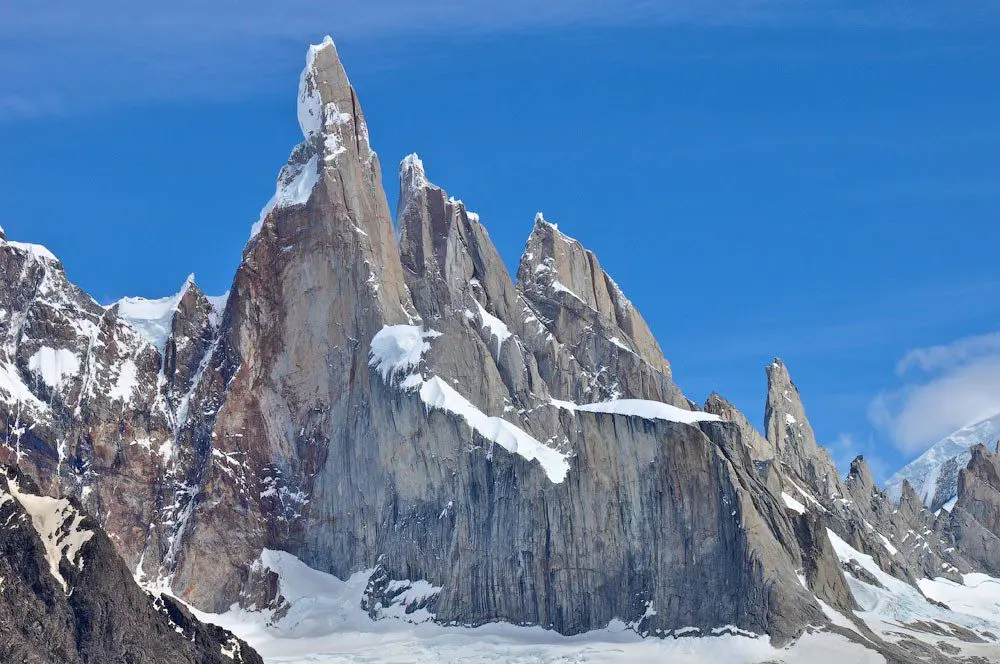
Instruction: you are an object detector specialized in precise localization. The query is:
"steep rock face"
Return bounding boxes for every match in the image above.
[163,278,222,403]
[396,155,554,413]
[712,361,972,591]
[957,444,1000,535]
[167,36,419,609]
[517,216,687,408]
[791,513,857,614]
[764,359,841,498]
[705,392,774,461]
[0,466,261,664]
[0,235,175,567]
[387,155,821,642]
[138,39,831,643]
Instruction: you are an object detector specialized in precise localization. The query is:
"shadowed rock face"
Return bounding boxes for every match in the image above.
[0,466,261,664]
[3,35,1000,662]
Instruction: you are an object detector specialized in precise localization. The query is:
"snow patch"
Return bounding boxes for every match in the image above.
[297,37,335,139]
[114,277,193,355]
[0,362,49,412]
[781,492,807,514]
[377,579,441,624]
[552,398,721,425]
[421,376,569,483]
[875,532,898,556]
[472,299,511,356]
[369,324,569,483]
[918,573,1000,623]
[2,473,94,592]
[368,324,440,384]
[551,278,584,302]
[828,528,1000,652]
[27,347,81,389]
[184,549,887,664]
[3,239,58,263]
[110,360,139,404]
[608,336,634,354]
[252,153,321,240]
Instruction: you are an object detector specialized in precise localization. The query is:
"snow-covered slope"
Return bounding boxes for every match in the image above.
[188,549,883,664]
[113,274,227,355]
[886,412,1000,511]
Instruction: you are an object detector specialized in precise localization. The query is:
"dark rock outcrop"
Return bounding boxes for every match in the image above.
[0,466,261,664]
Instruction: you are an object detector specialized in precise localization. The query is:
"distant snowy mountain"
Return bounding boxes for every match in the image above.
[887,412,1000,511]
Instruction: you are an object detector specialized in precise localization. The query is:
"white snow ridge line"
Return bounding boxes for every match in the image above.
[420,376,570,484]
[551,398,721,425]
[368,325,570,483]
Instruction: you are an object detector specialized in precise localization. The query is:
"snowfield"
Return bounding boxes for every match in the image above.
[183,549,886,664]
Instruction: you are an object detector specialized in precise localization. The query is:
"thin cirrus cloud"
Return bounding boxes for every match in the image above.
[0,0,995,120]
[871,331,1000,455]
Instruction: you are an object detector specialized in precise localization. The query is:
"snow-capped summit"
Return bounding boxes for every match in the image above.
[113,274,197,354]
[250,35,378,243]
[887,411,1000,511]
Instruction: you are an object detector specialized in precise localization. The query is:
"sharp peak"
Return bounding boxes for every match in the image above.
[400,152,424,174]
[766,357,793,379]
[180,273,206,297]
[297,34,355,142]
[530,212,584,247]
[706,391,729,405]
[399,153,437,191]
[849,454,872,473]
[303,36,342,77]
[309,35,337,54]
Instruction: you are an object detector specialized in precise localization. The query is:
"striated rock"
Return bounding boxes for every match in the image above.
[163,277,223,402]
[956,444,1000,535]
[845,456,878,505]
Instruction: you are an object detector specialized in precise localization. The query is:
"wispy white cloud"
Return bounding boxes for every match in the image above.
[1,0,995,121]
[871,332,1000,454]
[895,331,1000,374]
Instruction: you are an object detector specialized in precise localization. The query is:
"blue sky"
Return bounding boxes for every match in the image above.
[3,2,999,480]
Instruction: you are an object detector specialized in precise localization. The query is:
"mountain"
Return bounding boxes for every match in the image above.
[2,36,1000,663]
[887,412,1000,512]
